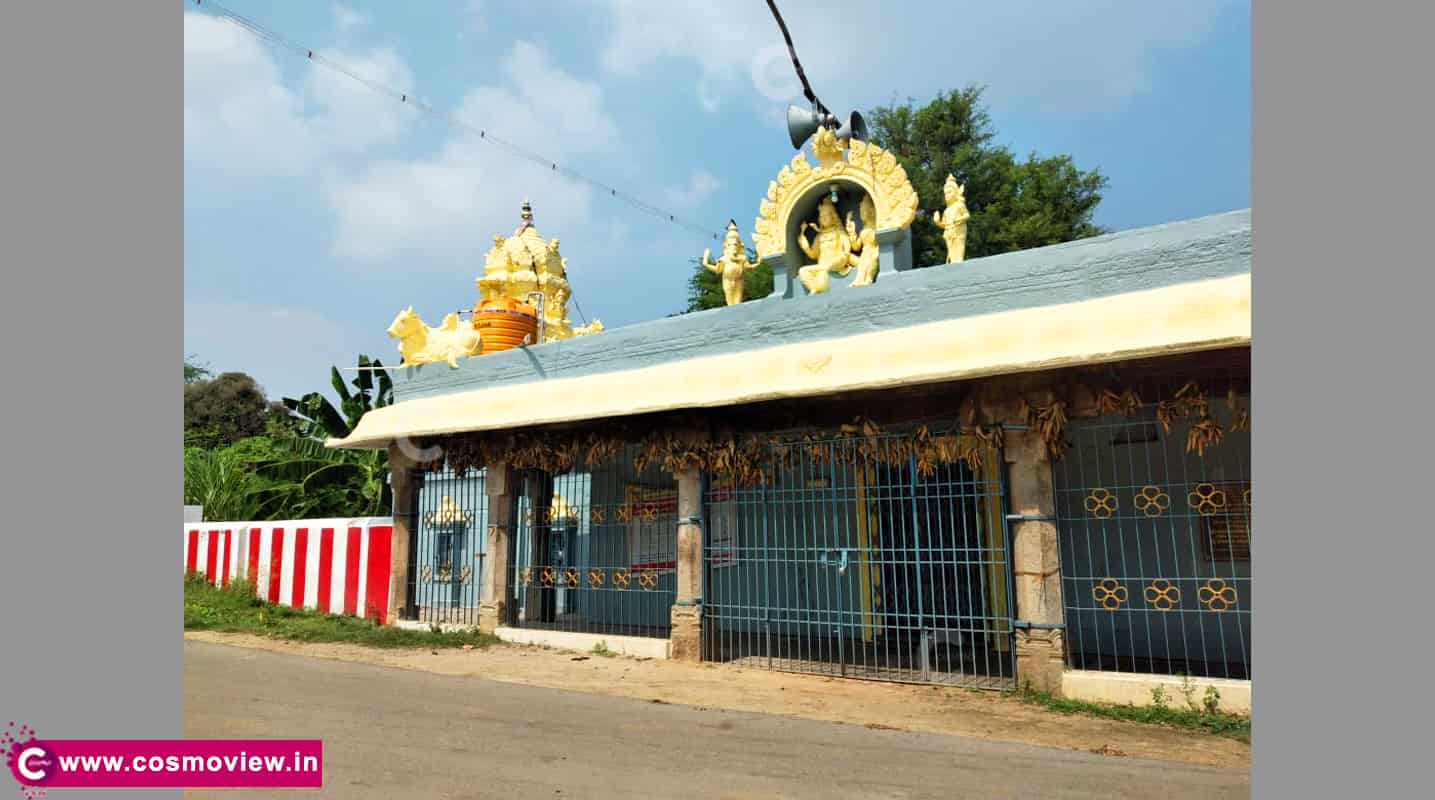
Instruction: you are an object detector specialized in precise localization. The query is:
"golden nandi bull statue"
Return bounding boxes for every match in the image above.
[387,306,483,368]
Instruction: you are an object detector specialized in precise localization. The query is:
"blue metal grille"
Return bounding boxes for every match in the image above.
[1054,401,1251,680]
[702,433,1015,688]
[410,467,490,626]
[509,447,677,638]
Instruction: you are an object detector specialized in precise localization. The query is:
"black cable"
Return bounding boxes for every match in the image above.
[764,0,828,118]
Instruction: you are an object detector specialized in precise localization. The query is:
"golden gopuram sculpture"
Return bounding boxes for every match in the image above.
[752,125,922,296]
[477,200,603,342]
[933,174,971,264]
[388,200,602,369]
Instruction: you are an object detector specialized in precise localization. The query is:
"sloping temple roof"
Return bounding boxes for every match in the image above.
[330,209,1251,450]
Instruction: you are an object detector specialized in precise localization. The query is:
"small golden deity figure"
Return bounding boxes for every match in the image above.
[847,194,880,287]
[797,196,854,294]
[702,220,755,306]
[932,174,971,263]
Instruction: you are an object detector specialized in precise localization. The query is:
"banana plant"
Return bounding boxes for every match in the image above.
[281,355,393,440]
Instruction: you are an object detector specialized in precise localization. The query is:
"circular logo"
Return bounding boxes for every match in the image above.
[11,741,56,786]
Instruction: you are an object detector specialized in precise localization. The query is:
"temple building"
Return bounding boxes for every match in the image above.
[331,125,1251,710]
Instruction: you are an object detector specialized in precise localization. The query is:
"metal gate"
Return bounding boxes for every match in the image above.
[408,466,490,626]
[507,447,678,638]
[702,433,1016,688]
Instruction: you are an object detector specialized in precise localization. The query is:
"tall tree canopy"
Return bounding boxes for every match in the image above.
[684,85,1107,311]
[183,371,271,449]
[868,85,1108,267]
[184,354,212,384]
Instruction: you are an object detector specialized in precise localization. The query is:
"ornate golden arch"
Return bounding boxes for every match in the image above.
[751,129,920,260]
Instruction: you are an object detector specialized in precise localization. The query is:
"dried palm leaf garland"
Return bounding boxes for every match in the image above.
[416,381,1246,481]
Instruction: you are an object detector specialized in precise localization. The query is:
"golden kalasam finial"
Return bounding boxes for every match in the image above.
[701,219,756,306]
[797,196,854,294]
[933,174,970,263]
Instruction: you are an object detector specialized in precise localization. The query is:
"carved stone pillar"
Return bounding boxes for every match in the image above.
[1005,430,1067,694]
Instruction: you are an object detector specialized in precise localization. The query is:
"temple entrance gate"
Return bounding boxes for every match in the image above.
[701,432,1016,688]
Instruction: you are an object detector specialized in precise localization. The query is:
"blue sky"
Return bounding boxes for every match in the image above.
[184,0,1250,402]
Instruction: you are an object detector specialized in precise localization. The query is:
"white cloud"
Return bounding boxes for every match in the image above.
[332,4,371,33]
[662,169,723,209]
[303,46,416,153]
[184,11,416,182]
[183,12,316,180]
[327,41,621,264]
[587,0,1246,119]
[184,300,355,399]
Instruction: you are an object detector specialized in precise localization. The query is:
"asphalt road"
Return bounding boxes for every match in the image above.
[184,641,1249,799]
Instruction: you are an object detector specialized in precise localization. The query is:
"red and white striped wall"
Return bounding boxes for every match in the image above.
[183,517,395,625]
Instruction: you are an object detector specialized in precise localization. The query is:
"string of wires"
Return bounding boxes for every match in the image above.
[192,0,723,243]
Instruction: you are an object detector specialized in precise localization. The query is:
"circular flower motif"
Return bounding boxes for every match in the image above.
[638,571,659,591]
[613,569,631,589]
[1198,578,1239,612]
[420,565,434,583]
[1144,579,1181,611]
[588,568,606,588]
[540,566,556,587]
[564,567,579,589]
[1187,483,1228,516]
[1133,486,1170,517]
[1092,578,1128,611]
[1085,488,1118,519]
[590,507,606,525]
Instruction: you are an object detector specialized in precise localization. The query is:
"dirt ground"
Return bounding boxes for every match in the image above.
[183,631,1250,770]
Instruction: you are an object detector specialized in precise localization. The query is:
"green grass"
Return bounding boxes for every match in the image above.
[1009,685,1251,743]
[183,572,498,650]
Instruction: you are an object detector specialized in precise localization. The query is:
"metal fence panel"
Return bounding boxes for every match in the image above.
[411,467,490,626]
[1054,402,1252,680]
[509,447,678,638]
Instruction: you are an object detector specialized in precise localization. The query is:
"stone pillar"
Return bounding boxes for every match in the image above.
[1004,430,1067,694]
[669,466,704,661]
[479,462,516,634]
[386,444,419,625]
[762,253,795,299]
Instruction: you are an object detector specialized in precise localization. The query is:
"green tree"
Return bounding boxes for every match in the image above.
[682,85,1107,311]
[184,353,212,384]
[868,85,1107,267]
[184,371,272,449]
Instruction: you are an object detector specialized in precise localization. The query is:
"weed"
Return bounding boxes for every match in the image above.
[1009,686,1250,744]
[1203,684,1222,715]
[591,641,617,658]
[1149,684,1170,709]
[183,575,497,650]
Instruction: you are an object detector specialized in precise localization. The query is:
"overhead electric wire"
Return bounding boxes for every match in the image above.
[193,0,723,242]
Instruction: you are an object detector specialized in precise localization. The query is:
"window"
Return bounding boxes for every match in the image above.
[1201,481,1251,562]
